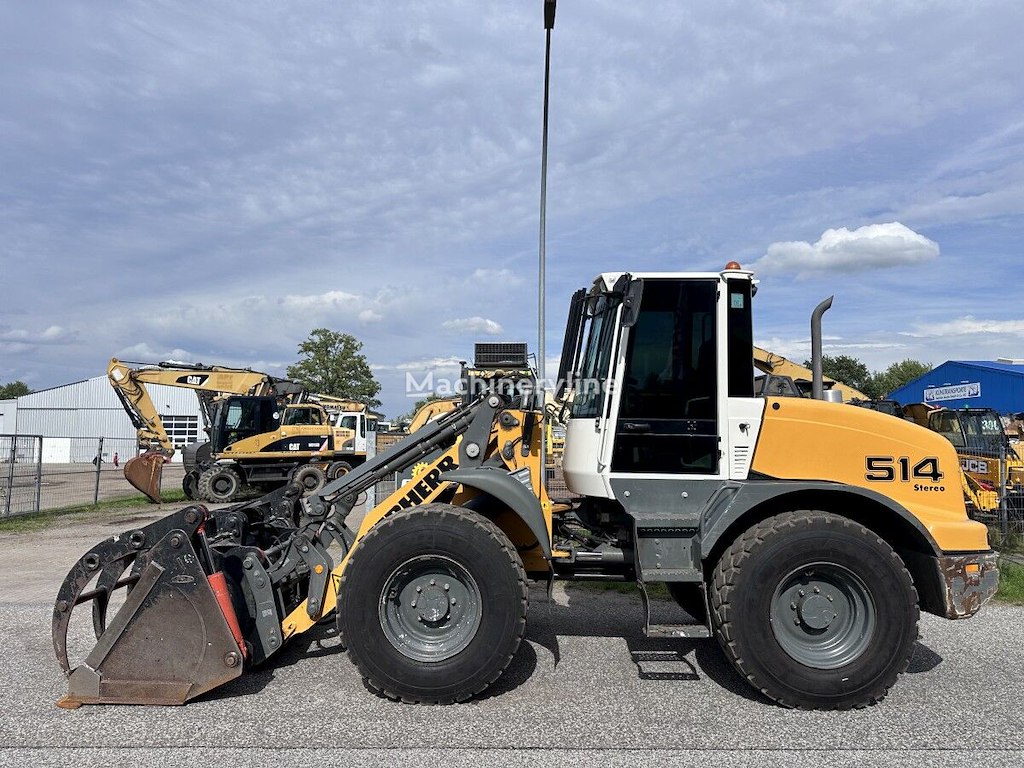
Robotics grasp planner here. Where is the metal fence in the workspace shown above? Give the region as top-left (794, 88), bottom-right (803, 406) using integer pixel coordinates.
top-left (955, 443), bottom-right (1024, 537)
top-left (1, 435), bottom-right (151, 517)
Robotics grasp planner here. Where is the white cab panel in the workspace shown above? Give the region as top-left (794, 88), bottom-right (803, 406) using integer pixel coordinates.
top-left (725, 398), bottom-right (766, 480)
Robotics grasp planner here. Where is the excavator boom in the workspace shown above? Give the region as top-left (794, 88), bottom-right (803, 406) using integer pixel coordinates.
top-left (108, 358), bottom-right (312, 502)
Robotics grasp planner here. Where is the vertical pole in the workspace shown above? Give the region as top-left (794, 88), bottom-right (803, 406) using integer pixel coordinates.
top-left (4, 437), bottom-right (15, 518)
top-left (34, 436), bottom-right (42, 515)
top-left (93, 437), bottom-right (104, 505)
top-left (538, 0), bottom-right (556, 489)
top-left (999, 441), bottom-right (1008, 538)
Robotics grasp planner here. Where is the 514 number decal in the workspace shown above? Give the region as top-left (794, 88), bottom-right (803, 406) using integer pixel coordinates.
top-left (865, 456), bottom-right (943, 483)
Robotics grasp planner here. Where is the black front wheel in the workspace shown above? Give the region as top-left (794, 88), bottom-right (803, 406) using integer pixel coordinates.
top-left (710, 510), bottom-right (919, 710)
top-left (197, 467), bottom-right (242, 503)
top-left (182, 470), bottom-right (199, 500)
top-left (337, 504), bottom-right (528, 703)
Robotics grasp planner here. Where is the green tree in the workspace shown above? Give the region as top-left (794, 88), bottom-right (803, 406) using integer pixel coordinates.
top-left (286, 329), bottom-right (381, 407)
top-left (804, 355), bottom-right (872, 395)
top-left (0, 380), bottom-right (30, 399)
top-left (869, 359), bottom-right (932, 399)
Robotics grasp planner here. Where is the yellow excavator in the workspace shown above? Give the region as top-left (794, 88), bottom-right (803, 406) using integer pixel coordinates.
top-left (108, 359), bottom-right (375, 504)
top-left (55, 266), bottom-right (998, 712)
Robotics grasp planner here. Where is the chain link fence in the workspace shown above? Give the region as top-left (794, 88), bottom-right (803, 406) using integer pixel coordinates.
top-left (955, 443), bottom-right (1024, 539)
top-left (1, 435), bottom-right (170, 518)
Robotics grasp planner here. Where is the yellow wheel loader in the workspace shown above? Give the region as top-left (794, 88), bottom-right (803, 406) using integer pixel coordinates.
top-left (108, 359), bottom-right (376, 503)
top-left (54, 266), bottom-right (998, 711)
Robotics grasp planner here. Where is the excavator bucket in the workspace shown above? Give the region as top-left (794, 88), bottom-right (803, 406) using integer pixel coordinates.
top-left (52, 506), bottom-right (245, 707)
top-left (123, 452), bottom-right (165, 503)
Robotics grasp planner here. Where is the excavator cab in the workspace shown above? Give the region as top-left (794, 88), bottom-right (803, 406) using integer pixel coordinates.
top-left (210, 396), bottom-right (281, 453)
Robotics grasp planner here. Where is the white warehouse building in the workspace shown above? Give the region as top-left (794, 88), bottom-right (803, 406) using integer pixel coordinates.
top-left (0, 376), bottom-right (205, 463)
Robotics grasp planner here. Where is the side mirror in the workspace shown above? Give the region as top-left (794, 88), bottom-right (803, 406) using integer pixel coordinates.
top-left (620, 278), bottom-right (644, 328)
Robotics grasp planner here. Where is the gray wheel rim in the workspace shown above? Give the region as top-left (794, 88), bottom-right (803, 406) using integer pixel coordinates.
top-left (210, 472), bottom-right (236, 497)
top-left (296, 469), bottom-right (324, 492)
top-left (379, 554), bottom-right (482, 663)
top-left (770, 561), bottom-right (876, 670)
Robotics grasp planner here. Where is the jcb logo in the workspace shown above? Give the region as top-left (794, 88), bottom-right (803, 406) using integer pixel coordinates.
top-left (961, 458), bottom-right (989, 474)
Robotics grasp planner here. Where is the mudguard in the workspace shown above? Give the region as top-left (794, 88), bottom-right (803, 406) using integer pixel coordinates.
top-left (442, 467), bottom-right (552, 558)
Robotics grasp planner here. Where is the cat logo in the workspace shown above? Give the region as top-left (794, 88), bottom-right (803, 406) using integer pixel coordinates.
top-left (176, 374), bottom-right (209, 387)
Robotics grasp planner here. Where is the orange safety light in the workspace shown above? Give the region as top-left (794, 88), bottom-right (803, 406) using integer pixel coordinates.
top-left (724, 261), bottom-right (742, 270)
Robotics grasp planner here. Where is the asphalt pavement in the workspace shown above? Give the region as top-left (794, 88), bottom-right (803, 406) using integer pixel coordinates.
top-left (0, 506), bottom-right (1021, 767)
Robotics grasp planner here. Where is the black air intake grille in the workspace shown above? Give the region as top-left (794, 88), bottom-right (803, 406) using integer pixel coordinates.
top-left (474, 342), bottom-right (529, 368)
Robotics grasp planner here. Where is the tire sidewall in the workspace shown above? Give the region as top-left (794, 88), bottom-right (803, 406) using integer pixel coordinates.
top-left (723, 518), bottom-right (917, 706)
top-left (199, 467), bottom-right (241, 502)
top-left (339, 508), bottom-right (525, 701)
top-left (292, 465), bottom-right (327, 494)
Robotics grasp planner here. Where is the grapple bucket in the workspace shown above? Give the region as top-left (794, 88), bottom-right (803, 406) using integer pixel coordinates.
top-left (52, 506), bottom-right (245, 706)
top-left (124, 452), bottom-right (166, 503)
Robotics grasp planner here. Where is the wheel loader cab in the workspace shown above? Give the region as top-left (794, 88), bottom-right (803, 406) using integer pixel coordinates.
top-left (561, 266), bottom-right (760, 497)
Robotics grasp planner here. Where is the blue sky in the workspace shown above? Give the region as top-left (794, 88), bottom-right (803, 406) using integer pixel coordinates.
top-left (2, 1), bottom-right (1022, 417)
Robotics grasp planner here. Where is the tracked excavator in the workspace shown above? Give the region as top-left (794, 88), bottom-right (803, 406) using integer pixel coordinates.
top-left (55, 266), bottom-right (998, 711)
top-left (108, 359), bottom-right (375, 504)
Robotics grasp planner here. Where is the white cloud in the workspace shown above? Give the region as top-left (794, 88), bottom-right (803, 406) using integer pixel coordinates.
top-left (0, 324), bottom-right (77, 345)
top-left (117, 342), bottom-right (198, 362)
top-left (752, 222), bottom-right (939, 276)
top-left (358, 309), bottom-right (383, 323)
top-left (371, 356), bottom-right (464, 372)
top-left (901, 317), bottom-right (1024, 339)
top-left (471, 268), bottom-right (524, 286)
top-left (441, 316), bottom-right (504, 336)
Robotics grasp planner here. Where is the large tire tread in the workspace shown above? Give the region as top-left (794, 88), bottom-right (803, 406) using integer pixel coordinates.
top-left (709, 510), bottom-right (919, 710)
top-left (338, 504), bottom-right (528, 704)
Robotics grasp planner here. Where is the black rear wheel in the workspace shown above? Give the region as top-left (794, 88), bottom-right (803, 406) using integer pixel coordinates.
top-left (710, 510), bottom-right (918, 710)
top-left (327, 461), bottom-right (353, 481)
top-left (292, 465), bottom-right (327, 495)
top-left (338, 504), bottom-right (528, 703)
top-left (666, 582), bottom-right (707, 622)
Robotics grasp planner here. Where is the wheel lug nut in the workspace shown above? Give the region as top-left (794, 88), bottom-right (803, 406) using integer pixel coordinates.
top-left (430, 579), bottom-right (436, 586)
top-left (827, 595), bottom-right (834, 602)
top-left (790, 602), bottom-right (797, 611)
top-left (450, 598), bottom-right (457, 605)
top-left (813, 586), bottom-right (820, 594)
top-left (416, 586), bottom-right (422, 593)
top-left (794, 618), bottom-right (801, 625)
top-left (411, 600), bottom-right (417, 608)
top-left (444, 583), bottom-right (450, 591)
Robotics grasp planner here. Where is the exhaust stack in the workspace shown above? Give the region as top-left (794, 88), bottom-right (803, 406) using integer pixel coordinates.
top-left (810, 296), bottom-right (834, 401)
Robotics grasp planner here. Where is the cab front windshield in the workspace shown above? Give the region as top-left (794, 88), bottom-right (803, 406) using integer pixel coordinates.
top-left (961, 411), bottom-right (1005, 452)
top-left (571, 293), bottom-right (620, 419)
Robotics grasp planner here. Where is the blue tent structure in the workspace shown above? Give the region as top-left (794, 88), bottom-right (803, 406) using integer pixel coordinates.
top-left (888, 361), bottom-right (1024, 414)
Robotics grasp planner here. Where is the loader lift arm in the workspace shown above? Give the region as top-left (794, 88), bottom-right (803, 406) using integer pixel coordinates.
top-left (52, 390), bottom-right (527, 706)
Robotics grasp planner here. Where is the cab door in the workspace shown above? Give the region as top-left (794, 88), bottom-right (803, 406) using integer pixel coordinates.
top-left (610, 279), bottom-right (721, 475)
